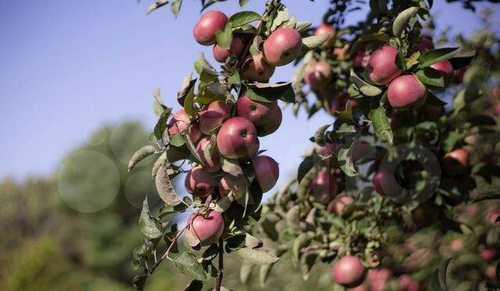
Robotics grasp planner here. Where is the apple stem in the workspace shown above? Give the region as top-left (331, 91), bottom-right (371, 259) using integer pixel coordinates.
top-left (215, 238), bottom-right (224, 291)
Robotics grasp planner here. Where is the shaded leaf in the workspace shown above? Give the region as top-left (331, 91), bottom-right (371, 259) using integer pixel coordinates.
top-left (393, 7), bottom-right (420, 36)
top-left (246, 82), bottom-right (295, 103)
top-left (170, 0), bottom-right (182, 17)
top-left (128, 145), bottom-right (156, 172)
top-left (139, 198), bottom-right (162, 239)
top-left (155, 165), bottom-right (182, 206)
top-left (184, 280), bottom-right (203, 291)
top-left (237, 247), bottom-right (279, 265)
top-left (146, 0), bottom-right (169, 15)
top-left (170, 252), bottom-right (210, 281)
top-left (419, 47), bottom-right (461, 68)
top-left (229, 11), bottom-right (261, 29)
top-left (369, 107), bottom-right (393, 144)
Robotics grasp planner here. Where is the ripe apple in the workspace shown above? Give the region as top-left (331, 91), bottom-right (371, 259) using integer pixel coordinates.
top-left (304, 60), bottom-right (332, 90)
top-left (167, 109), bottom-right (202, 143)
top-left (187, 211), bottom-right (224, 245)
top-left (445, 148), bottom-right (470, 167)
top-left (398, 275), bottom-right (420, 291)
top-left (195, 137), bottom-right (221, 172)
top-left (368, 46), bottom-right (402, 85)
top-left (387, 74), bottom-right (426, 108)
top-left (353, 49), bottom-right (370, 69)
top-left (372, 169), bottom-right (399, 196)
top-left (480, 248), bottom-right (498, 263)
top-left (316, 142), bottom-right (340, 158)
top-left (331, 256), bottom-right (366, 287)
top-left (487, 209), bottom-right (500, 226)
top-left (311, 168), bottom-right (337, 203)
top-left (212, 36), bottom-right (245, 63)
top-left (314, 23), bottom-right (336, 48)
top-left (486, 265), bottom-right (498, 282)
top-left (219, 174), bottom-right (247, 198)
top-left (199, 100), bottom-right (232, 134)
top-left (263, 27), bottom-right (302, 66)
top-left (193, 11), bottom-right (228, 46)
top-left (216, 117), bottom-right (260, 159)
top-left (185, 166), bottom-right (216, 199)
top-left (430, 60), bottom-right (454, 77)
top-left (367, 268), bottom-right (393, 291)
top-left (241, 53), bottom-right (275, 82)
top-left (252, 155), bottom-right (279, 192)
top-left (236, 95), bottom-right (282, 136)
top-left (327, 194), bottom-right (354, 215)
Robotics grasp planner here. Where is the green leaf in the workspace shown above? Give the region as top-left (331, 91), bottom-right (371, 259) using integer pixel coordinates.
top-left (155, 165), bottom-right (182, 206)
top-left (240, 262), bottom-right (253, 283)
top-left (216, 22), bottom-right (233, 50)
top-left (297, 156), bottom-right (314, 183)
top-left (246, 82), bottom-right (295, 103)
top-left (222, 158), bottom-right (244, 176)
top-left (181, 78), bottom-right (197, 117)
top-left (471, 192), bottom-right (500, 203)
top-left (350, 70), bottom-right (381, 96)
top-left (128, 145), bottom-right (156, 172)
top-left (369, 107), bottom-right (393, 144)
top-left (170, 0), bottom-right (182, 17)
top-left (170, 252), bottom-right (210, 281)
top-left (416, 68), bottom-right (445, 88)
top-left (418, 47), bottom-right (461, 68)
top-left (139, 198), bottom-right (162, 239)
top-left (237, 247), bottom-right (279, 265)
top-left (229, 11), bottom-right (261, 29)
top-left (338, 147), bottom-right (357, 177)
top-left (169, 134), bottom-right (186, 147)
top-left (392, 7), bottom-right (420, 36)
top-left (302, 34), bottom-right (328, 49)
top-left (154, 110), bottom-right (171, 142)
top-left (228, 71), bottom-right (241, 86)
top-left (239, 0), bottom-right (249, 7)
top-left (146, 0), bottom-right (169, 15)
top-left (359, 84), bottom-right (382, 96)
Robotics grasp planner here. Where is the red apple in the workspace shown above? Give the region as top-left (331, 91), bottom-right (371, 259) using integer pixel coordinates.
top-left (216, 117), bottom-right (260, 159)
top-left (445, 148), bottom-right (470, 167)
top-left (263, 28), bottom-right (302, 66)
top-left (398, 275), bottom-right (420, 291)
top-left (185, 166), bottom-right (216, 199)
top-left (252, 155), bottom-right (279, 192)
top-left (236, 95), bottom-right (282, 136)
top-left (332, 256), bottom-right (366, 287)
top-left (199, 100), bottom-right (232, 134)
top-left (212, 36), bottom-right (245, 63)
top-left (167, 109), bottom-right (202, 143)
top-left (193, 11), bottom-right (228, 46)
top-left (195, 137), bottom-right (221, 172)
top-left (368, 46), bottom-right (402, 85)
top-left (311, 168), bottom-right (337, 203)
top-left (304, 60), bottom-right (332, 90)
top-left (487, 209), bottom-right (500, 226)
top-left (486, 265), bottom-right (498, 282)
top-left (327, 194), bottom-right (354, 215)
top-left (417, 35), bottom-right (434, 52)
top-left (481, 248), bottom-right (498, 263)
top-left (387, 74), bottom-right (426, 108)
top-left (219, 174), bottom-right (247, 197)
top-left (372, 169), bottom-right (399, 196)
top-left (430, 60), bottom-right (454, 77)
top-left (241, 53), bottom-right (275, 82)
top-left (353, 49), bottom-right (370, 69)
top-left (187, 211), bottom-right (224, 245)
top-left (329, 94), bottom-right (348, 114)
top-left (316, 142), bottom-right (340, 158)
top-left (367, 268), bottom-right (393, 291)
top-left (314, 23), bottom-right (336, 48)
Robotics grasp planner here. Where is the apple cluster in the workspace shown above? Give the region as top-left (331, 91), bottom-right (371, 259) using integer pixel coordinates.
top-left (171, 9), bottom-right (310, 245)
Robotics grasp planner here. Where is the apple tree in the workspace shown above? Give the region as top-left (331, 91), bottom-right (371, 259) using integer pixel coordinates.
top-left (129, 0), bottom-right (500, 290)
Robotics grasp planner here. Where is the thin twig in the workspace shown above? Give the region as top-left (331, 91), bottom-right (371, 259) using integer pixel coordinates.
top-left (215, 238), bottom-right (224, 291)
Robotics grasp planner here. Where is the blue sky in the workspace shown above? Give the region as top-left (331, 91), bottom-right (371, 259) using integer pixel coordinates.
top-left (0, 0), bottom-right (498, 190)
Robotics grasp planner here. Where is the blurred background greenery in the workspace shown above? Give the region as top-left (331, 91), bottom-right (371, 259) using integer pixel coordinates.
top-left (0, 121), bottom-right (332, 291)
